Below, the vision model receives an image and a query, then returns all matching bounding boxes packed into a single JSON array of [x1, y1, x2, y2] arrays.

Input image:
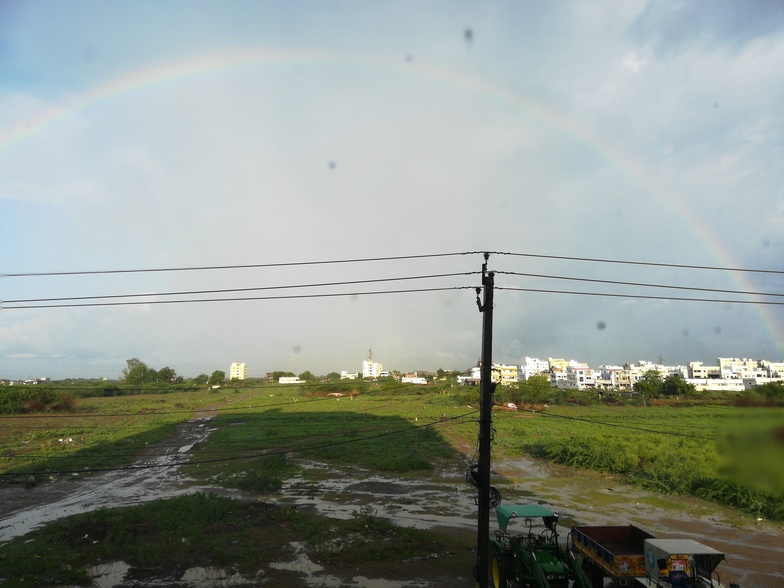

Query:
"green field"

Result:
[[1, 382, 783, 586], [1, 382, 782, 519]]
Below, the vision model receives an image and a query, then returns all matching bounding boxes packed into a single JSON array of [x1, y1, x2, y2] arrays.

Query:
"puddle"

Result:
[[270, 541, 428, 588], [278, 459, 478, 531], [0, 417, 224, 541], [180, 566, 264, 587], [74, 561, 265, 587], [89, 561, 131, 588]]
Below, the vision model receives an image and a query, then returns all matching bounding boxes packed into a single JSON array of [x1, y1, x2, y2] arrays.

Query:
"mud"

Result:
[[278, 459, 478, 531], [1, 415, 782, 587], [0, 416, 232, 542]]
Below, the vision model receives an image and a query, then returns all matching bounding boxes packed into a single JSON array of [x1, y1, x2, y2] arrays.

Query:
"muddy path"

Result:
[[1, 410, 782, 587], [0, 413, 231, 542]]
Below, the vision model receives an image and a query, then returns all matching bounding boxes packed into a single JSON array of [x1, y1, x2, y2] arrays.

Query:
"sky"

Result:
[[1, 1, 783, 380]]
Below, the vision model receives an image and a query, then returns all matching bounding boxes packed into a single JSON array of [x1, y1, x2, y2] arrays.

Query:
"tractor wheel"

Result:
[[491, 548, 512, 588], [581, 556, 604, 588]]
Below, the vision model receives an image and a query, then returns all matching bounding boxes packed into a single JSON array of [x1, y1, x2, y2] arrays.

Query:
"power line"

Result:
[[6, 250, 782, 278], [491, 250, 784, 275], [4, 251, 479, 278], [3, 285, 474, 310], [496, 271, 784, 298], [4, 271, 479, 305], [496, 286, 784, 306]]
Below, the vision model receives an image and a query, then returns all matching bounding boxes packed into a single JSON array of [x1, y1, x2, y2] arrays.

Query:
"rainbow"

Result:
[[2, 47, 781, 356]]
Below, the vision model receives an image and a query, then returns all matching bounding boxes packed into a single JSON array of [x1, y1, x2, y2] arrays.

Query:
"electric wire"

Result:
[[490, 250, 784, 275], [4, 251, 480, 278], [6, 249, 783, 278], [5, 271, 480, 305], [4, 285, 474, 309], [496, 271, 784, 298], [496, 286, 784, 306]]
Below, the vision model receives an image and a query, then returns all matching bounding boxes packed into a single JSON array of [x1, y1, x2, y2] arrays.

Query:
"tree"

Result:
[[298, 371, 315, 382], [634, 370, 663, 399], [521, 373, 554, 404], [156, 366, 177, 384], [193, 374, 209, 385], [325, 372, 341, 382], [271, 371, 295, 381], [122, 358, 156, 386], [208, 370, 225, 386], [661, 373, 696, 397], [755, 381, 784, 401]]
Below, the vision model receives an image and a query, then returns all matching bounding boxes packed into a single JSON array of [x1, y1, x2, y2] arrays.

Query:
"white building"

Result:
[[362, 347, 382, 379], [362, 360, 382, 378], [279, 376, 302, 384], [229, 362, 247, 380], [520, 357, 550, 381], [564, 364, 595, 390], [761, 360, 784, 378], [402, 376, 428, 385]]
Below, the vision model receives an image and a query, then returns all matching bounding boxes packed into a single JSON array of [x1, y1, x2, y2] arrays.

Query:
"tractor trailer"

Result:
[[570, 525, 737, 588]]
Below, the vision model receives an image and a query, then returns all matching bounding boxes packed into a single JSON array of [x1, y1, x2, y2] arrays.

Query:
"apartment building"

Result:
[[520, 357, 550, 381], [565, 364, 595, 390], [457, 356, 784, 393], [362, 359, 383, 379], [689, 362, 721, 379], [596, 366, 630, 390], [229, 361, 247, 380], [493, 363, 519, 386]]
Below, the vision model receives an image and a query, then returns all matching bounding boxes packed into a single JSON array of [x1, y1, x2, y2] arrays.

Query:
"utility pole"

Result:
[[475, 253, 495, 588]]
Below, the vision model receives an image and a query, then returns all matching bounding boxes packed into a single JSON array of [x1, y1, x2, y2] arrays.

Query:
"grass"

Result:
[[487, 403, 784, 519], [182, 392, 466, 486], [0, 392, 207, 477], [2, 384, 782, 519], [0, 493, 473, 587]]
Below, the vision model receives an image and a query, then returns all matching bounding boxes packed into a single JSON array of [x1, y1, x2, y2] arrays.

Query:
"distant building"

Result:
[[520, 357, 550, 381], [688, 361, 720, 379], [229, 362, 247, 380], [402, 376, 428, 385], [362, 347, 383, 379], [494, 363, 519, 386], [565, 364, 594, 390], [340, 371, 359, 380], [279, 376, 302, 384]]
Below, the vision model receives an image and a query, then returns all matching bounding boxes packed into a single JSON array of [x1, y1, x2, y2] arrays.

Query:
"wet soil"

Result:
[[1, 414, 782, 587]]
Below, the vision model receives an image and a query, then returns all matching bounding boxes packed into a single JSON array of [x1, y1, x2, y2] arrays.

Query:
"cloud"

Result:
[[2, 1, 783, 379], [631, 0, 784, 55]]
